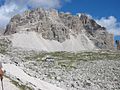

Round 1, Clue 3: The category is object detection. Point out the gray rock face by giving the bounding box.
[4,8,114,49]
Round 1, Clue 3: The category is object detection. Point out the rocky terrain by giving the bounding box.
[4,8,114,51]
[1,48,120,90]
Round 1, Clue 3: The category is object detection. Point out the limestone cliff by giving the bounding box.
[4,8,114,50]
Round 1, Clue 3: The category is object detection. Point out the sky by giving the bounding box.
[0,0,120,36]
[60,0,120,20]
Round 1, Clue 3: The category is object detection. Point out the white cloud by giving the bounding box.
[0,1,28,28]
[96,16,120,35]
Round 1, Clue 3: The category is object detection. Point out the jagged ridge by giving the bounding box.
[4,8,114,50]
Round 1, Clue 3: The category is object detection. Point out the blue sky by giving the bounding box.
[60,0,120,21]
[0,0,120,37]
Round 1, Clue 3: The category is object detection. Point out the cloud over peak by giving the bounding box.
[96,16,120,35]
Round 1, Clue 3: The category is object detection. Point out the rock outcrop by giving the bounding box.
[4,8,114,50]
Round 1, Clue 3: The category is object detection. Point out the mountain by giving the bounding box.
[3,8,114,51]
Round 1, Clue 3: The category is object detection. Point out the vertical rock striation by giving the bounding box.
[4,8,114,50]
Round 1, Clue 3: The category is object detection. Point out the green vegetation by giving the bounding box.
[24,51,120,61]
[0,38,11,54]
[0,43,8,54]
[11,80,32,90]
[23,51,120,69]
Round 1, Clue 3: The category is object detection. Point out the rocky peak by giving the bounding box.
[79,14,105,31]
[4,8,114,49]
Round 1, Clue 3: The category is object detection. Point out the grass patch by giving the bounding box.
[23,51,120,69]
[11,80,32,90]
[0,38,11,54]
